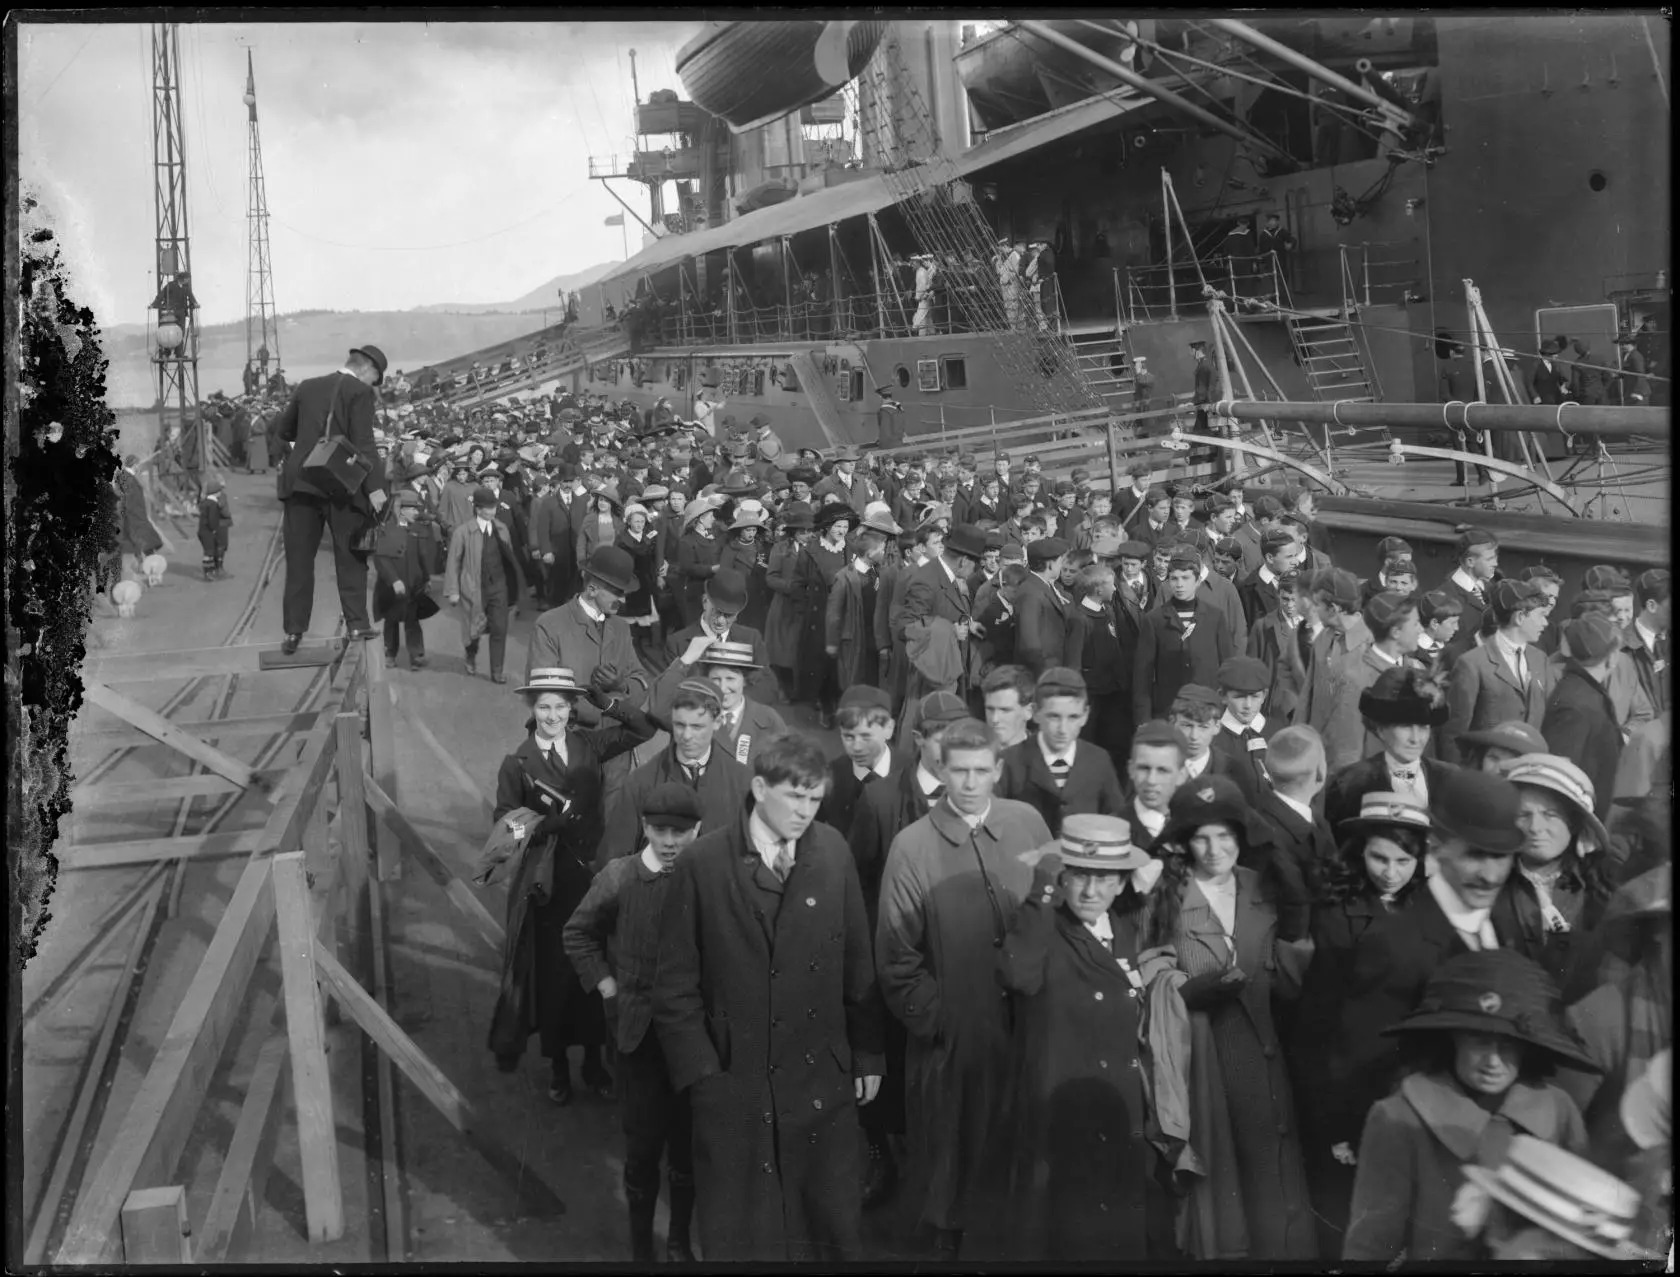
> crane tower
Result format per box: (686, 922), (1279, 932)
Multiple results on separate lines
(244, 50), (280, 392)
(148, 22), (203, 486)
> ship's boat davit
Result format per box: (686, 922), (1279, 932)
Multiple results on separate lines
(676, 20), (887, 134)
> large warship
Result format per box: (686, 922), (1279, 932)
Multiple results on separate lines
(426, 15), (1670, 586)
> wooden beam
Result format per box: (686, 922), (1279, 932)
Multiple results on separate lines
(82, 644), (275, 684)
(254, 721), (340, 861)
(272, 852), (345, 1242)
(257, 643), (347, 671)
(72, 768), (286, 806)
(367, 868), (405, 1260)
(314, 948), (567, 1218)
(365, 642), (401, 881)
(119, 1186), (192, 1263)
(196, 1035), (288, 1262)
(55, 830), (267, 872)
(24, 883), (164, 1264)
(73, 710), (322, 750)
(333, 713), (372, 976)
(362, 772), (505, 956)
(402, 702), (494, 823)
(55, 859), (277, 1265)
(80, 682), (265, 791)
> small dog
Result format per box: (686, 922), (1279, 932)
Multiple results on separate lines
(142, 553), (168, 586)
(113, 579), (143, 618)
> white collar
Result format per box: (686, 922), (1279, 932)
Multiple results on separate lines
(1635, 618), (1662, 651)
(1369, 644), (1402, 667)
(853, 750), (893, 782)
(1182, 751), (1209, 779)
(577, 594), (605, 623)
(916, 762), (943, 795)
(852, 555), (873, 574)
(1451, 567), (1483, 594)
(747, 809), (791, 871)
(1417, 632), (1440, 651)
(640, 845), (665, 875)
(937, 555), (957, 582)
(1274, 790), (1315, 825)
(1428, 870), (1492, 934)
(1385, 751), (1426, 778)
(1493, 629), (1528, 664)
(677, 747), (713, 772)
(1259, 564), (1278, 586)
(534, 732), (569, 764)
(1081, 596), (1105, 614)
(1084, 912), (1114, 944)
(478, 513), (495, 529)
(1220, 709), (1265, 735)
(1133, 800), (1167, 835)
(1038, 737), (1077, 770)
(954, 800), (990, 829)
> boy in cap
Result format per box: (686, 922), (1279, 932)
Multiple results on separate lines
(652, 638), (787, 769)
(1414, 589), (1463, 675)
(1441, 579), (1552, 763)
(1014, 536), (1075, 676)
(1137, 485), (1172, 545)
(818, 684), (900, 841)
(1133, 549), (1234, 726)
(1070, 561), (1138, 767)
(1210, 655), (1276, 803)
(372, 490), (441, 668)
(196, 474), (233, 580)
(998, 667), (1126, 835)
(1436, 525), (1500, 666)
(1112, 460), (1153, 528)
(1541, 613), (1625, 821)
(1238, 526), (1300, 628)
(562, 782), (704, 1262)
(443, 486), (526, 681)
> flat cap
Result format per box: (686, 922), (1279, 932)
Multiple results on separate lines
(1144, 485), (1170, 503)
(1563, 612), (1619, 663)
(1310, 566), (1361, 610)
(1117, 539), (1152, 560)
(1213, 536), (1243, 557)
(642, 782), (704, 829)
(1133, 719), (1192, 752)
(1167, 551), (1202, 574)
(1364, 589), (1419, 631)
(1375, 535), (1413, 559)
(1260, 528), (1295, 555)
(1456, 720), (1549, 757)
(1170, 683), (1225, 713)
(1454, 524), (1498, 554)
(1216, 657), (1270, 694)
(839, 684), (893, 714)
(1035, 666), (1087, 698)
(1027, 537), (1070, 567)
(1583, 564), (1632, 593)
(1491, 578), (1545, 615)
(917, 690), (970, 729)
(1252, 494), (1284, 519)
(1419, 589), (1464, 622)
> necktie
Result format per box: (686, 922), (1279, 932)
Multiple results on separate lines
(772, 842), (795, 882)
(1050, 757), (1071, 789)
(683, 763), (705, 785)
(1515, 649), (1529, 687)
(860, 771), (879, 786)
(720, 710), (738, 733)
(1297, 623), (1314, 670)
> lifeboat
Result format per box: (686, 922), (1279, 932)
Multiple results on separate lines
(676, 20), (887, 134)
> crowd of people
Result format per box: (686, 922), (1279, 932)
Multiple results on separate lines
(255, 346), (1671, 1265)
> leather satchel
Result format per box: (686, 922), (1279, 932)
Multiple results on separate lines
(300, 383), (371, 501)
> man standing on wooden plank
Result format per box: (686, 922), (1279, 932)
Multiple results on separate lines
(274, 345), (390, 654)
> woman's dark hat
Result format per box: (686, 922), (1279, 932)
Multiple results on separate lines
(779, 501), (815, 531)
(1382, 948), (1600, 1072)
(814, 501), (855, 529)
(1160, 774), (1270, 850)
(1359, 666), (1449, 727)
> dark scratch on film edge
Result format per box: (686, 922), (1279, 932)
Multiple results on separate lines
(10, 193), (123, 964)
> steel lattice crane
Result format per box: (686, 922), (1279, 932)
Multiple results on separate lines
(244, 49), (280, 394)
(148, 21), (202, 487)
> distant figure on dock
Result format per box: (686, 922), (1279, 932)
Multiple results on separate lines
(112, 452), (164, 585)
(196, 474), (232, 580)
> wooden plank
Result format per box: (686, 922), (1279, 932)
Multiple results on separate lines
(254, 721), (340, 861)
(55, 859), (277, 1265)
(362, 772), (505, 956)
(197, 1035), (288, 1263)
(257, 643), (346, 671)
(272, 852), (345, 1242)
(72, 768), (286, 806)
(73, 710), (322, 749)
(314, 948), (566, 1218)
(196, 1036), (288, 1263)
(333, 713), (372, 976)
(81, 682), (264, 790)
(24, 883), (164, 1264)
(365, 642), (401, 881)
(119, 1186), (192, 1263)
(82, 644), (277, 684)
(55, 830), (267, 871)
(368, 872), (405, 1260)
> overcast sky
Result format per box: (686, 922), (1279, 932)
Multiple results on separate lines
(18, 19), (698, 326)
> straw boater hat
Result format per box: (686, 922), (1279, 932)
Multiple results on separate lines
(1337, 791), (1432, 839)
(1382, 948), (1598, 1072)
(696, 639), (761, 670)
(1057, 813), (1151, 873)
(517, 667), (585, 697)
(1499, 753), (1611, 855)
(1462, 1135), (1660, 1261)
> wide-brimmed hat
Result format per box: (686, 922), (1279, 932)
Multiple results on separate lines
(1430, 767), (1525, 853)
(1463, 1135), (1658, 1261)
(1058, 813), (1151, 873)
(944, 523), (988, 560)
(1456, 720), (1549, 758)
(815, 501), (855, 530)
(681, 495), (724, 529)
(1383, 949), (1599, 1072)
(640, 483), (670, 503)
(581, 544), (638, 594)
(857, 502), (902, 537)
(728, 501), (769, 532)
(591, 484), (624, 512)
(779, 500), (815, 531)
(716, 469), (760, 497)
(1338, 791), (1432, 839)
(1360, 666), (1449, 728)
(696, 639), (761, 670)
(517, 666), (585, 696)
(1160, 774), (1270, 850)
(1500, 753), (1611, 855)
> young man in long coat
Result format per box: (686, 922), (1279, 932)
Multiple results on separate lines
(442, 486), (525, 682)
(1132, 551), (1235, 725)
(825, 510), (897, 693)
(1541, 613), (1626, 822)
(874, 717), (1052, 1261)
(998, 667), (1126, 835)
(652, 733), (884, 1263)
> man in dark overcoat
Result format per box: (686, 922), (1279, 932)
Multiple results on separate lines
(1132, 551), (1235, 724)
(1541, 613), (1625, 822)
(897, 522), (986, 706)
(653, 732), (884, 1263)
(998, 667), (1126, 835)
(371, 490), (440, 668)
(274, 344), (390, 652)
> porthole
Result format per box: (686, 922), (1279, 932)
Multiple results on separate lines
(1588, 170), (1608, 193)
(895, 364), (911, 388)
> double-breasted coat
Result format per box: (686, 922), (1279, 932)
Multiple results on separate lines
(675, 528), (721, 627)
(1155, 869), (1318, 1259)
(371, 519), (440, 624)
(874, 799), (1047, 1235)
(1013, 571), (1078, 677)
(1133, 597), (1236, 724)
(997, 739), (1127, 836)
(489, 715), (654, 1062)
(652, 810), (885, 1262)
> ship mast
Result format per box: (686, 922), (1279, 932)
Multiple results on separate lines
(149, 22), (202, 485)
(244, 49), (280, 392)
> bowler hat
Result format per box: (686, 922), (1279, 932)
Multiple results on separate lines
(516, 667), (585, 696)
(1463, 1136), (1657, 1262)
(1359, 666), (1448, 728)
(706, 569), (750, 612)
(1026, 537), (1069, 568)
(1058, 813), (1150, 873)
(1431, 767), (1526, 853)
(393, 489), (422, 509)
(350, 345), (389, 384)
(642, 781), (704, 830)
(944, 523), (988, 560)
(1383, 948), (1598, 1072)
(582, 544), (638, 594)
(471, 487), (498, 509)
(1216, 656), (1269, 695)
(1456, 719), (1549, 758)
(916, 690), (969, 730)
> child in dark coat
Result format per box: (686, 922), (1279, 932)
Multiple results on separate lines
(197, 475), (232, 579)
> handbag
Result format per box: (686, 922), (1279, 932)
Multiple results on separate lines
(301, 382), (372, 501)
